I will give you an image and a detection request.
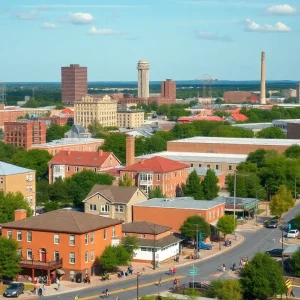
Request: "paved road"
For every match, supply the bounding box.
[44,204,300,300]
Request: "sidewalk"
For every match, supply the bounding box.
[16,233,244,299]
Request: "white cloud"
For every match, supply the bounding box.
[88,26,124,35]
[16,11,38,20]
[42,22,59,29]
[266,4,297,15]
[65,12,94,24]
[195,30,232,42]
[244,19,291,32]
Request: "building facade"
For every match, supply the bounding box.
[61,64,87,105]
[223,91,252,103]
[83,185,147,223]
[282,89,297,98]
[48,150,121,184]
[161,79,176,101]
[74,95,118,128]
[4,120,46,150]
[0,162,36,210]
[117,109,144,128]
[137,60,150,98]
[1,209,122,281]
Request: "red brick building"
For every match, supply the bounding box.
[61,64,87,105]
[161,79,176,101]
[4,120,46,150]
[48,149,122,184]
[223,91,252,103]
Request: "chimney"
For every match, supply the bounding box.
[126,136,135,166]
[67,150,71,155]
[260,51,266,105]
[14,209,27,221]
[98,149,103,156]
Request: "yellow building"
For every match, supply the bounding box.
[0,162,36,210]
[117,109,145,128]
[74,95,118,128]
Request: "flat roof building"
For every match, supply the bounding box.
[117,109,144,129]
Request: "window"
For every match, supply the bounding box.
[27,249,33,260]
[112,226,116,237]
[17,248,22,256]
[90,232,94,244]
[75,167,79,173]
[54,251,60,261]
[190,163,194,167]
[7,230,12,239]
[104,229,107,240]
[54,233,60,244]
[91,250,94,261]
[85,251,88,263]
[85,234,88,245]
[101,204,110,213]
[89,204,96,211]
[17,231,22,241]
[141,234,146,238]
[69,235,75,246]
[229,165,232,171]
[29,174,33,181]
[207,164,211,169]
[69,252,75,264]
[216,165,219,170]
[115,205,124,213]
[157,174,160,181]
[26,185,29,192]
[67,166,70,172]
[198,164,202,167]
[94,167,97,173]
[0,178,3,184]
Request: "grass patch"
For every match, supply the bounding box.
[257,209,265,215]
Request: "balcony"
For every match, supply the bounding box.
[19,258,63,270]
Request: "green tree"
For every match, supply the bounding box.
[145,135,167,153]
[157,104,170,115]
[0,142,18,163]
[246,149,268,168]
[0,237,21,278]
[118,174,133,187]
[100,134,126,164]
[99,245,131,272]
[269,185,294,220]
[206,279,242,300]
[46,123,70,142]
[148,186,165,199]
[44,201,60,212]
[171,123,199,139]
[11,149,52,180]
[214,98,224,104]
[48,177,70,204]
[216,215,237,239]
[180,215,211,240]
[88,119,104,137]
[290,249,300,277]
[294,214,300,230]
[0,191,33,223]
[123,235,139,259]
[239,252,286,300]
[65,170,114,206]
[209,125,254,138]
[183,170,205,200]
[201,169,219,200]
[36,179,50,204]
[256,127,285,139]
[285,145,300,159]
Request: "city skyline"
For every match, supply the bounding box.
[0,0,299,82]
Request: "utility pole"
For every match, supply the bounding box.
[233,171,237,224]
[153,224,156,270]
[136,272,140,300]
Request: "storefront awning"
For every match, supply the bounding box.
[56,269,65,275]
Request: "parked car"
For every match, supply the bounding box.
[3,283,24,298]
[287,229,299,238]
[265,248,283,257]
[267,220,278,228]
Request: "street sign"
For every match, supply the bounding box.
[189,270,198,275]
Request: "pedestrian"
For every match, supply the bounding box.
[273,237,276,243]
[38,287,43,298]
[173,266,176,276]
[158,277,162,286]
[173,278,177,289]
[232,262,236,271]
[42,285,45,296]
[105,288,110,298]
[56,278,60,291]
[74,295,79,300]
[169,267,172,275]
[222,264,226,272]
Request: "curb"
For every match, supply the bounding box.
[279,238,300,246]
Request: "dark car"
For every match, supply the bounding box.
[3,283,24,298]
[267,220,278,228]
[265,248,283,257]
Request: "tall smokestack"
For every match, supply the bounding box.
[126,136,135,166]
[260,51,266,105]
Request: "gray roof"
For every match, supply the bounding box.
[0,161,34,175]
[189,167,222,176]
[134,197,225,210]
[283,245,300,257]
[136,151,247,164]
[31,138,103,148]
[122,221,171,235]
[232,123,272,130]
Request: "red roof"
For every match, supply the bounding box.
[60,108,74,115]
[122,156,189,173]
[49,150,121,167]
[231,113,248,121]
[178,116,223,123]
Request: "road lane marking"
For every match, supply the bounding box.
[80,275,185,299]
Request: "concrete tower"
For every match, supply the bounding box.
[260,52,266,105]
[137,60,150,98]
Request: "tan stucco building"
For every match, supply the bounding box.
[74,95,117,128]
[83,185,147,223]
[117,109,144,128]
[0,162,36,210]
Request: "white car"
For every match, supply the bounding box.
[287,229,299,238]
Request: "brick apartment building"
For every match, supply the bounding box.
[4,120,46,150]
[48,150,122,183]
[133,197,225,233]
[0,162,36,210]
[0,209,122,281]
[61,64,87,105]
[161,79,176,100]
[117,109,144,128]
[223,91,252,103]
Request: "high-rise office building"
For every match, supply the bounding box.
[61,64,87,105]
[161,79,176,100]
[137,60,150,98]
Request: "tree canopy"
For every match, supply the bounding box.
[290,249,300,277]
[256,127,285,139]
[148,186,165,199]
[206,279,242,300]
[216,215,237,238]
[118,174,133,187]
[183,170,204,200]
[284,145,300,159]
[46,123,71,142]
[123,235,139,259]
[180,215,211,240]
[201,169,219,200]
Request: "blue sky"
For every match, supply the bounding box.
[0,0,299,82]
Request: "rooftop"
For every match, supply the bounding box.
[0,161,34,176]
[230,113,248,121]
[31,137,103,148]
[136,151,247,164]
[168,136,300,146]
[134,197,224,210]
[122,156,189,173]
[232,123,272,130]
[122,221,171,235]
[189,166,223,176]
[1,209,122,234]
[84,185,145,204]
